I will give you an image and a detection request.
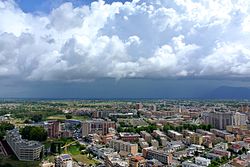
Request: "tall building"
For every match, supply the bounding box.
[6,129,44,161]
[202,111,234,130]
[82,119,116,136]
[47,120,60,138]
[55,154,73,167]
[109,139,138,155]
[203,111,248,130]
[233,112,248,126]
[150,104,157,112]
[135,103,143,110]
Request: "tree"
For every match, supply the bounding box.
[0,122,15,140]
[65,114,72,119]
[31,114,43,123]
[242,147,247,154]
[20,126,47,142]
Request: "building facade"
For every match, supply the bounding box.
[55,154,73,167]
[109,139,138,155]
[82,119,116,136]
[203,111,234,130]
[6,129,44,161]
[142,147,172,165]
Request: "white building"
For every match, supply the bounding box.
[195,157,211,167]
[55,154,73,167]
[6,129,44,161]
[182,161,199,167]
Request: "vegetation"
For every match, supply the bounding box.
[20,126,47,142]
[163,123,212,133]
[208,157,229,167]
[31,114,43,122]
[65,114,73,119]
[0,156,39,167]
[117,124,157,133]
[0,122,14,140]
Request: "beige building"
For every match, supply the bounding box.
[167,130,183,141]
[140,131,152,143]
[142,147,172,165]
[82,119,116,136]
[109,139,138,155]
[233,112,248,126]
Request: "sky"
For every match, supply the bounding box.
[1,0,250,99]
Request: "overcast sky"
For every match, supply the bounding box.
[1,0,250,98]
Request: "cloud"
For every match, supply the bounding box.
[0,0,250,81]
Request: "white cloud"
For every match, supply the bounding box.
[0,0,250,81]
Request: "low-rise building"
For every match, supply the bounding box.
[212,148,231,158]
[139,138,149,149]
[151,139,159,149]
[182,161,199,167]
[210,129,235,142]
[105,152,129,167]
[140,131,152,143]
[167,130,183,141]
[129,156,146,167]
[152,130,167,138]
[195,157,211,167]
[142,147,172,165]
[119,132,140,142]
[55,154,72,167]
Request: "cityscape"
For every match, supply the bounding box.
[1,0,250,167]
[1,100,250,167]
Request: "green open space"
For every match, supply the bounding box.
[46,114,89,121]
[0,156,40,167]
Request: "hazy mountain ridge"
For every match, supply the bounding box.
[206,86,250,99]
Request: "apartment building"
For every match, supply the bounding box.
[195,157,211,166]
[119,133,140,142]
[105,152,129,167]
[55,154,73,167]
[202,111,247,130]
[142,147,172,165]
[109,139,138,155]
[167,130,183,141]
[6,129,44,161]
[129,156,146,167]
[47,120,60,138]
[140,131,152,143]
[210,129,235,143]
[82,119,116,136]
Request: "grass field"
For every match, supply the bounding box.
[0,156,40,167]
[44,143,97,165]
[72,154,99,165]
[64,143,98,165]
[67,145,81,155]
[46,115,89,121]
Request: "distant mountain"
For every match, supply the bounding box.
[206,86,250,99]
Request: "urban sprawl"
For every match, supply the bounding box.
[0,100,250,167]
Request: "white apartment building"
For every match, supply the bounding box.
[6,129,44,161]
